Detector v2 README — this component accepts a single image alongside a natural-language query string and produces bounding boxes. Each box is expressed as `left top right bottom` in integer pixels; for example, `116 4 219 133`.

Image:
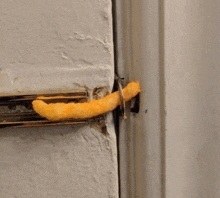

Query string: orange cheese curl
32 81 141 121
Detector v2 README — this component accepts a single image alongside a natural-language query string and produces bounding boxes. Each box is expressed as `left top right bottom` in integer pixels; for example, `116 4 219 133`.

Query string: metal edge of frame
114 0 165 197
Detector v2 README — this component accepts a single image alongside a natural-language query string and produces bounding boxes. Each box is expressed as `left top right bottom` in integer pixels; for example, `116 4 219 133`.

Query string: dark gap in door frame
111 0 121 197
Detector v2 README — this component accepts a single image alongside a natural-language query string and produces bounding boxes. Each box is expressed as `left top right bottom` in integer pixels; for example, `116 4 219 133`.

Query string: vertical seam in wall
159 0 166 197
112 0 118 77
111 0 121 197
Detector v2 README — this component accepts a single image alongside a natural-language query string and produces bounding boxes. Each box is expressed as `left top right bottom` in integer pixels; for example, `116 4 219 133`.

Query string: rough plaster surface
0 0 114 95
165 0 220 197
0 1 118 197
0 115 118 198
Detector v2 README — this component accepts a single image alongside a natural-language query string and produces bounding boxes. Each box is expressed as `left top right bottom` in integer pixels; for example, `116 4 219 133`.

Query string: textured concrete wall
0 1 118 197
165 0 220 197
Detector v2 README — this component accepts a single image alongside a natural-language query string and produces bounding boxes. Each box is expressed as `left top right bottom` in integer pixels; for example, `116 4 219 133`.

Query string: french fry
32 81 141 121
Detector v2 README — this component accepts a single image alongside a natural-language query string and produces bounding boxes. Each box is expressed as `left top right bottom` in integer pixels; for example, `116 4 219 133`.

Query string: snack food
32 81 141 121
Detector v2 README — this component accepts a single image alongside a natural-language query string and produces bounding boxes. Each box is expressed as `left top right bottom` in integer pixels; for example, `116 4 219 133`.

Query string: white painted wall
165 0 220 197
0 0 114 95
0 1 118 197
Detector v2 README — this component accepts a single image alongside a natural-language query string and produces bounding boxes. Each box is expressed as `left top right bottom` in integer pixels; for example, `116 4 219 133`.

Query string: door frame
113 0 165 197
